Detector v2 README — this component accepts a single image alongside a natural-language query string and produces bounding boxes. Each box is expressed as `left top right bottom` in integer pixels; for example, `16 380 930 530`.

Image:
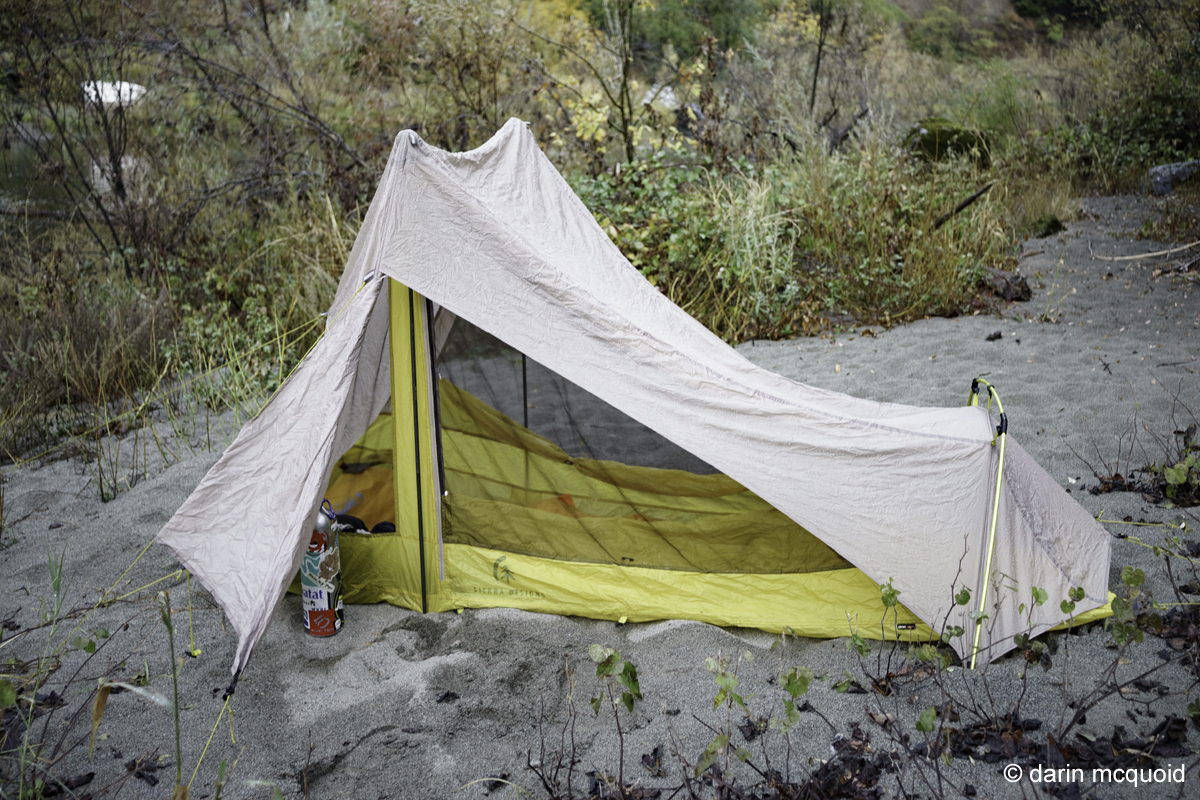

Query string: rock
905 117 990 167
1147 160 1200 195
1029 214 1065 238
981 267 1031 302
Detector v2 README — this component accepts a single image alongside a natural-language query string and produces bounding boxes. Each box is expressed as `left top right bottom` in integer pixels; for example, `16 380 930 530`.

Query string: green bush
573 141 1008 340
907 2 994 59
580 0 762 61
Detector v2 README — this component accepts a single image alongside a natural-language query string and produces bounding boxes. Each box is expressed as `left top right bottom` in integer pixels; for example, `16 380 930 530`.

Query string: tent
157 119 1112 679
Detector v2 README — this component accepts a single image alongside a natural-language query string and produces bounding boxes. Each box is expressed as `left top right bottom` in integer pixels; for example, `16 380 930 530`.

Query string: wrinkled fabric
158 120 1109 674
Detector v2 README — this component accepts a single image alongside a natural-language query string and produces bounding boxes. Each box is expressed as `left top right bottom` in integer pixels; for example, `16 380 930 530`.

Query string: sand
1 195 1198 799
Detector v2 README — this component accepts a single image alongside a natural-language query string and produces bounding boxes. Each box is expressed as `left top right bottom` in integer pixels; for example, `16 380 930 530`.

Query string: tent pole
522 352 530 494
968 379 1007 669
409 289 428 613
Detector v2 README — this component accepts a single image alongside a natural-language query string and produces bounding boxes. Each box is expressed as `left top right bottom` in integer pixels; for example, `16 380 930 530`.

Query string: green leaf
615 662 641 704
1031 587 1048 607
1120 567 1145 588
96 628 110 639
880 579 900 608
0 679 15 710
775 699 801 731
782 667 813 699
694 734 728 776
916 706 937 732
833 671 857 693
1068 586 1085 603
940 626 964 643
590 695 602 715
1164 464 1188 485
734 747 752 763
1060 600 1076 614
621 692 635 713
596 654 620 679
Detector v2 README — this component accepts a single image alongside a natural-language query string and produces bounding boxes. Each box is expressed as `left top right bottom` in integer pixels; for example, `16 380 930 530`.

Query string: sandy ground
2 195 1199 800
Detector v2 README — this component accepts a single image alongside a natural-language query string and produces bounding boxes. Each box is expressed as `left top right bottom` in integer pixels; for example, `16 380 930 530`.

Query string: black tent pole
408 289 427 613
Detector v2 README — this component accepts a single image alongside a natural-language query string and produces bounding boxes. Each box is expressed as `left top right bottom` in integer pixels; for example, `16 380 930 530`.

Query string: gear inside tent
157 119 1113 680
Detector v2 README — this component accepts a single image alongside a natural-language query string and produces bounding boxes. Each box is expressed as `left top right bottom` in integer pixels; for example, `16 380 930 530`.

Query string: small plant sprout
705 652 748 711
1060 585 1086 616
771 666 813 733
587 644 641 794
157 590 188 800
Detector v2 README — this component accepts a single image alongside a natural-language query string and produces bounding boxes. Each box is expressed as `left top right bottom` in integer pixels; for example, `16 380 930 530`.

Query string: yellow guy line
187 697 231 791
115 569 184 602
187 570 201 657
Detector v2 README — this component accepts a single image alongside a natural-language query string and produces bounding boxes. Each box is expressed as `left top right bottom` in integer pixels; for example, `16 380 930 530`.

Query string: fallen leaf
91 683 111 757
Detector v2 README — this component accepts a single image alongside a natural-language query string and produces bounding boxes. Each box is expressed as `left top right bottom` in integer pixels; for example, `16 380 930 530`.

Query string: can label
301 531 343 636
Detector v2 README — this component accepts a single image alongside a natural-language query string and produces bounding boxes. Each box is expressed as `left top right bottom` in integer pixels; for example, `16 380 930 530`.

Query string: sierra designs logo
493 555 514 584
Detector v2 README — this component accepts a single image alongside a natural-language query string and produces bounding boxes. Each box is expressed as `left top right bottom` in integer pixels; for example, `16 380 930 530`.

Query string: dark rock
1030 215 1065 238
905 117 990 167
1147 160 1200 195
981 268 1032 302
481 771 510 795
986 331 1002 341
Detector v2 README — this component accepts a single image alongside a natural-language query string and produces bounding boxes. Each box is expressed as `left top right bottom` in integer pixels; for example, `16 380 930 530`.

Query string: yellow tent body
307 282 1108 643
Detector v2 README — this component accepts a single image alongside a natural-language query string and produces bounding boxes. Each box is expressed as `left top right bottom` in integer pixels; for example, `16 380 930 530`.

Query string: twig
1088 240 1200 261
932 182 995 231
